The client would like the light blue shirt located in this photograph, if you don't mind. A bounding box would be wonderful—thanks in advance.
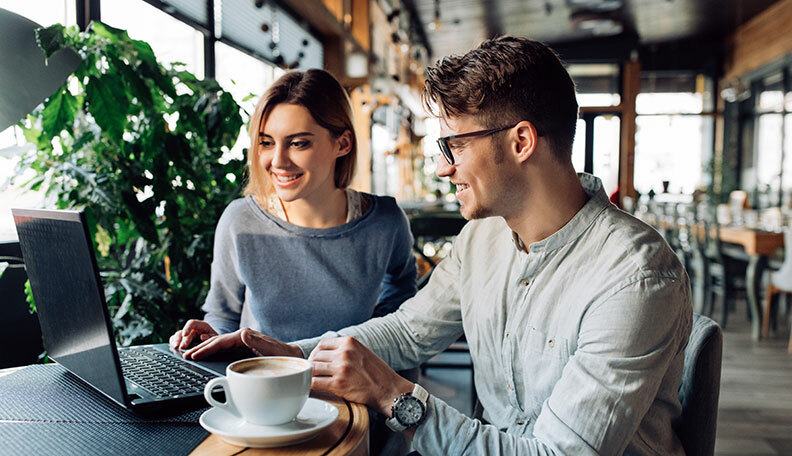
[295,174,692,455]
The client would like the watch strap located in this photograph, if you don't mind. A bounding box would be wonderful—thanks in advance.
[386,383,429,432]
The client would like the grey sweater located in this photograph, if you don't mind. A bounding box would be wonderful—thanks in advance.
[202,194,418,342]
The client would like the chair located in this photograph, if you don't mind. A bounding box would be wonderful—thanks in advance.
[698,203,748,328]
[0,241,44,368]
[674,314,723,456]
[761,227,792,352]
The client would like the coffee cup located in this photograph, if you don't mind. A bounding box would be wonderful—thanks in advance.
[204,356,312,426]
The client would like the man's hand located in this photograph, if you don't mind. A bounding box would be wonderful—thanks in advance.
[169,320,218,350]
[308,337,414,416]
[183,328,303,360]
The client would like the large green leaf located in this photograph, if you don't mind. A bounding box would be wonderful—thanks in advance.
[35,24,66,60]
[85,74,128,140]
[41,86,78,141]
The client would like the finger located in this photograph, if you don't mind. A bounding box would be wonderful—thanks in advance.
[307,347,337,362]
[310,376,336,393]
[169,330,182,349]
[180,330,196,349]
[187,333,243,360]
[310,361,335,376]
[315,337,347,350]
[200,333,211,341]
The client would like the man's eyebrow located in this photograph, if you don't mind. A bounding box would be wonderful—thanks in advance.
[258,132,314,140]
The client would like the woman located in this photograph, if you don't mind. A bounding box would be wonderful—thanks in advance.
[169,69,417,354]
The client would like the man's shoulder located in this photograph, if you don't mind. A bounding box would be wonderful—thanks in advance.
[590,205,684,282]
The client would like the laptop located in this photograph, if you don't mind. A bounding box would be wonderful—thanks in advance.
[12,208,231,414]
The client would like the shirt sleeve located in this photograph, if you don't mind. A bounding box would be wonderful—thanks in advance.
[293,228,466,370]
[411,274,691,455]
[201,205,245,335]
[372,206,418,318]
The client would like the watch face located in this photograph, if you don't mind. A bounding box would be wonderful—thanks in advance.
[395,396,425,427]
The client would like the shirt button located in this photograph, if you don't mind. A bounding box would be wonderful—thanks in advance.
[520,279,530,286]
[505,332,510,338]
[548,339,555,347]
[516,420,525,425]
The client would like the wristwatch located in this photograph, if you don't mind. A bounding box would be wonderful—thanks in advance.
[386,383,429,432]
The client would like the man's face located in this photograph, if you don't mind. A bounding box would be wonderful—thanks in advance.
[435,115,513,220]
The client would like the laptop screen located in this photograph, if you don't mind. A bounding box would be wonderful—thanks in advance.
[13,208,128,406]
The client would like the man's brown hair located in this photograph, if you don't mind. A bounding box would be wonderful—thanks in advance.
[245,69,357,200]
[422,36,578,161]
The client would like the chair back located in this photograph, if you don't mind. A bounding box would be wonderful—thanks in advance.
[674,314,723,456]
[0,241,44,368]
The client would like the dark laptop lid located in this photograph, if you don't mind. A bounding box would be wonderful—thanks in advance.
[12,208,128,407]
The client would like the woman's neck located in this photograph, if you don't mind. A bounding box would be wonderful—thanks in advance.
[281,188,348,228]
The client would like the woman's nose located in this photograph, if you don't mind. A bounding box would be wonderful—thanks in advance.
[271,144,290,168]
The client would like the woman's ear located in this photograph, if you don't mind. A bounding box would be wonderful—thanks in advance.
[512,121,539,164]
[335,130,353,157]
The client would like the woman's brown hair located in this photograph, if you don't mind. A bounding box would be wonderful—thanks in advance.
[244,69,357,200]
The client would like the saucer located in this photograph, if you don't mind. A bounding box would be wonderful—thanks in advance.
[199,398,339,448]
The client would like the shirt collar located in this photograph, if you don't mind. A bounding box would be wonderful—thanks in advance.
[512,173,610,253]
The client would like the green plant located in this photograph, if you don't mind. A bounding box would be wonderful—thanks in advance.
[15,22,245,345]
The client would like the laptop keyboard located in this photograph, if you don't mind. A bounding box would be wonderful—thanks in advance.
[118,346,217,398]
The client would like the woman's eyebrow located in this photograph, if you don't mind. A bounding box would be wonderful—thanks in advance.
[258,132,314,140]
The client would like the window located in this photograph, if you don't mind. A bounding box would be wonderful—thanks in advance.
[215,41,281,162]
[633,72,715,196]
[753,72,786,207]
[0,1,77,240]
[567,64,621,108]
[101,0,205,78]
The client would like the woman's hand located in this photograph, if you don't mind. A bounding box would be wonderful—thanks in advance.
[183,327,304,360]
[169,320,218,350]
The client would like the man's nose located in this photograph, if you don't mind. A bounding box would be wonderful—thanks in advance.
[435,158,455,178]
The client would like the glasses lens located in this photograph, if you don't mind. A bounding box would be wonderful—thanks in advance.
[437,138,454,165]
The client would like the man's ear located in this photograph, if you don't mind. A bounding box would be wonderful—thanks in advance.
[511,121,539,164]
[335,130,353,157]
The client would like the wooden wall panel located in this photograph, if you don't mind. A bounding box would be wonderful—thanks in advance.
[724,0,792,80]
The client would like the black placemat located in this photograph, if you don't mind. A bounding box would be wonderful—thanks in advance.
[0,365,209,456]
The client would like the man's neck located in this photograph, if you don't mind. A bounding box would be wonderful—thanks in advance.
[504,168,588,250]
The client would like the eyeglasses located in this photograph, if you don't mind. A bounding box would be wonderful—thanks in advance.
[436,124,520,165]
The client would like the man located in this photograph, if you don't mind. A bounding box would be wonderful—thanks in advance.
[179,36,692,455]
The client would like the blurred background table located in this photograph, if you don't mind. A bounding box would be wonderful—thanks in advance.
[191,391,369,456]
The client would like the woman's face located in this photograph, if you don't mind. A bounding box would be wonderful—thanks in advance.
[257,103,351,204]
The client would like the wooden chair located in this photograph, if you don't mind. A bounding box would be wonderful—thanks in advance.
[761,228,792,352]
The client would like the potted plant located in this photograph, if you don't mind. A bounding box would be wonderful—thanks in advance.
[15,22,246,345]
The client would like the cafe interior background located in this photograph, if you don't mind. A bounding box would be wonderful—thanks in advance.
[1,0,791,454]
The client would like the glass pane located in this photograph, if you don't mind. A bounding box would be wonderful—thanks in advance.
[571,118,586,173]
[0,0,76,27]
[783,114,792,192]
[102,0,205,78]
[757,72,784,113]
[215,42,278,162]
[576,93,621,108]
[593,116,620,196]
[758,91,784,113]
[756,113,783,203]
[634,115,710,196]
[636,93,704,115]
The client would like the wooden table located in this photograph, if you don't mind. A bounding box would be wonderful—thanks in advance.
[191,391,369,456]
[717,227,784,340]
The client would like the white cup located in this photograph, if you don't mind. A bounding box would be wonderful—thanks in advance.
[204,356,312,426]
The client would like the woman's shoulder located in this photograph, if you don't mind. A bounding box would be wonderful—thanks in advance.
[216,197,259,230]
